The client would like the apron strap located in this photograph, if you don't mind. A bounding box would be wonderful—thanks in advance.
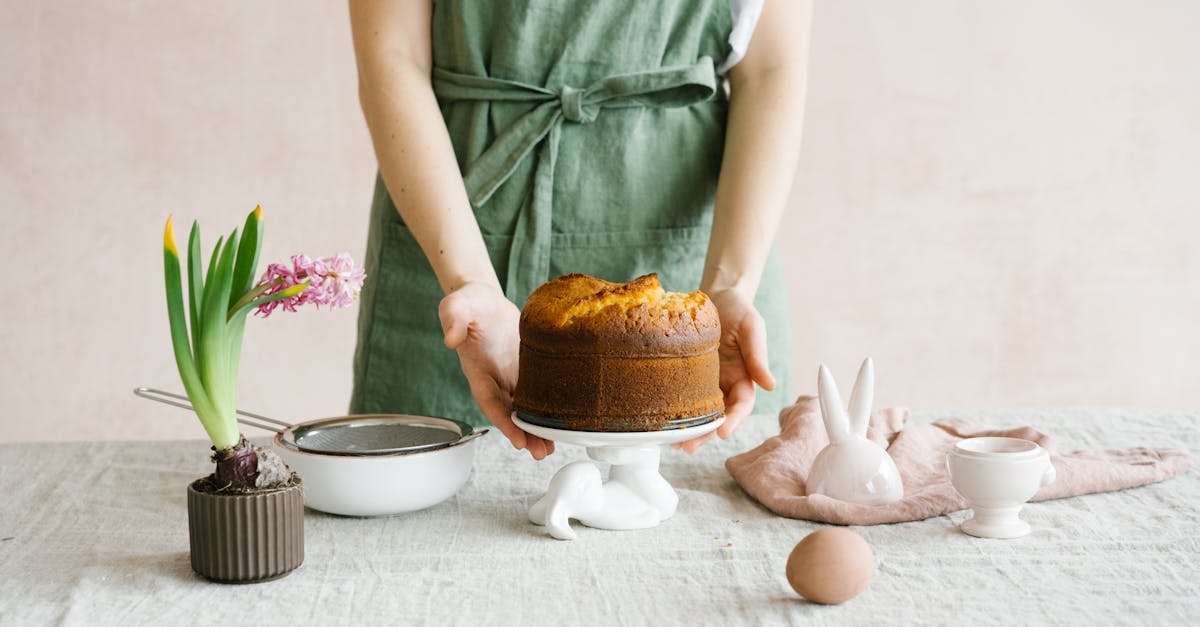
[432,57,719,304]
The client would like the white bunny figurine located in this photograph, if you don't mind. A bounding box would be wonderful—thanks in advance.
[807,357,904,505]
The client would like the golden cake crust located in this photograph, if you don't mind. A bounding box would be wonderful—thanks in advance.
[514,273,723,431]
[518,273,721,355]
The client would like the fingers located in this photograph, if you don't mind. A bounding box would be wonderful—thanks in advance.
[673,431,718,454]
[717,407,747,440]
[487,411,528,452]
[524,435,554,460]
[479,393,554,460]
[438,292,472,349]
[474,383,526,452]
[723,376,756,426]
[481,404,555,460]
[666,370,757,453]
[443,319,470,350]
[738,311,776,391]
[670,403,747,453]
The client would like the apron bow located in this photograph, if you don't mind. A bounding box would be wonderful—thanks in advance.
[432,57,719,304]
[558,86,596,123]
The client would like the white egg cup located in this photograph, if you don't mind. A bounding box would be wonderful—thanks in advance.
[946,437,1056,539]
[807,358,904,505]
[513,415,725,540]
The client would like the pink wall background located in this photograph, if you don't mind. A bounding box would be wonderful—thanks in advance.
[2,1,1197,442]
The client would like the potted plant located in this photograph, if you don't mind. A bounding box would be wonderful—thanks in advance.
[161,205,364,583]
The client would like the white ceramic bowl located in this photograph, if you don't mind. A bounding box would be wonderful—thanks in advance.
[274,423,482,517]
[946,437,1056,538]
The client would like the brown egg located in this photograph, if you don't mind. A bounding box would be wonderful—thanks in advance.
[785,528,875,604]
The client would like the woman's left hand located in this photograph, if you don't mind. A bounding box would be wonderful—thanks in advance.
[673,288,776,453]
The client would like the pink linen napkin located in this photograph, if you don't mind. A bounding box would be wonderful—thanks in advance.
[725,396,1193,525]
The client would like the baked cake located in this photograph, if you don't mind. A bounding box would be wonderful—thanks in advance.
[513,273,723,431]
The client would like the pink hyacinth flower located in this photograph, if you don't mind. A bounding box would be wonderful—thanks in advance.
[254,253,366,317]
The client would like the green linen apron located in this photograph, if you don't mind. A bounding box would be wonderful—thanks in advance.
[351,0,794,426]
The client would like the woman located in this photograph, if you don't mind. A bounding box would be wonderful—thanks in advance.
[348,0,811,459]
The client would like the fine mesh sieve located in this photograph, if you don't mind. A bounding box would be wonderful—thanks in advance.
[134,387,486,456]
[281,414,481,455]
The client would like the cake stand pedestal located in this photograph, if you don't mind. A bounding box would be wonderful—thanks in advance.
[513,414,725,540]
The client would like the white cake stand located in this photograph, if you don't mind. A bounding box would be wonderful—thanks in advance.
[513,414,725,540]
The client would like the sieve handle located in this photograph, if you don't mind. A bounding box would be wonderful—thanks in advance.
[459,429,489,445]
[133,387,290,434]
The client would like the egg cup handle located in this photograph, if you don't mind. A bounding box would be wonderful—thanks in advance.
[1041,461,1057,487]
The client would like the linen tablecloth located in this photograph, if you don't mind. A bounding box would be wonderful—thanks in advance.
[2,408,1197,626]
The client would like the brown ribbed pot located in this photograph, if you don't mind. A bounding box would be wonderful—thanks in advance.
[186,478,304,583]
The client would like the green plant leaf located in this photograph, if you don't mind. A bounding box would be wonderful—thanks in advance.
[199,229,241,433]
[229,205,262,309]
[227,281,273,321]
[226,280,311,321]
[164,217,236,449]
[225,313,248,395]
[186,221,204,357]
[203,235,224,304]
[196,234,223,377]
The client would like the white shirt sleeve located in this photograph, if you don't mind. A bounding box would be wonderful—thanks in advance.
[718,0,765,75]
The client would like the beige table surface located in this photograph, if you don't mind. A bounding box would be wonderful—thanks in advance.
[2,407,1197,626]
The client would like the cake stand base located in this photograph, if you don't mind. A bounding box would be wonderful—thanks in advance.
[513,414,725,540]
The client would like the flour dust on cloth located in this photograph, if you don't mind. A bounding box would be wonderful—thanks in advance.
[726,396,1194,525]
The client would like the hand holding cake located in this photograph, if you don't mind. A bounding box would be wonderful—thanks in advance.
[438,281,555,460]
[674,286,777,453]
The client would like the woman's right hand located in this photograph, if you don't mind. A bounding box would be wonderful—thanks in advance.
[438,282,554,460]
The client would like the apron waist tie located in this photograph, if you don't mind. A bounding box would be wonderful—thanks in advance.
[432,57,719,304]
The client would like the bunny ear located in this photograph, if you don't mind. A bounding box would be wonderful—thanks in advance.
[818,364,852,443]
[847,357,874,437]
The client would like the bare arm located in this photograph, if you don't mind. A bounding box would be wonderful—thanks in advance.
[682,0,812,450]
[703,0,812,300]
[349,0,552,458]
[349,0,498,294]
